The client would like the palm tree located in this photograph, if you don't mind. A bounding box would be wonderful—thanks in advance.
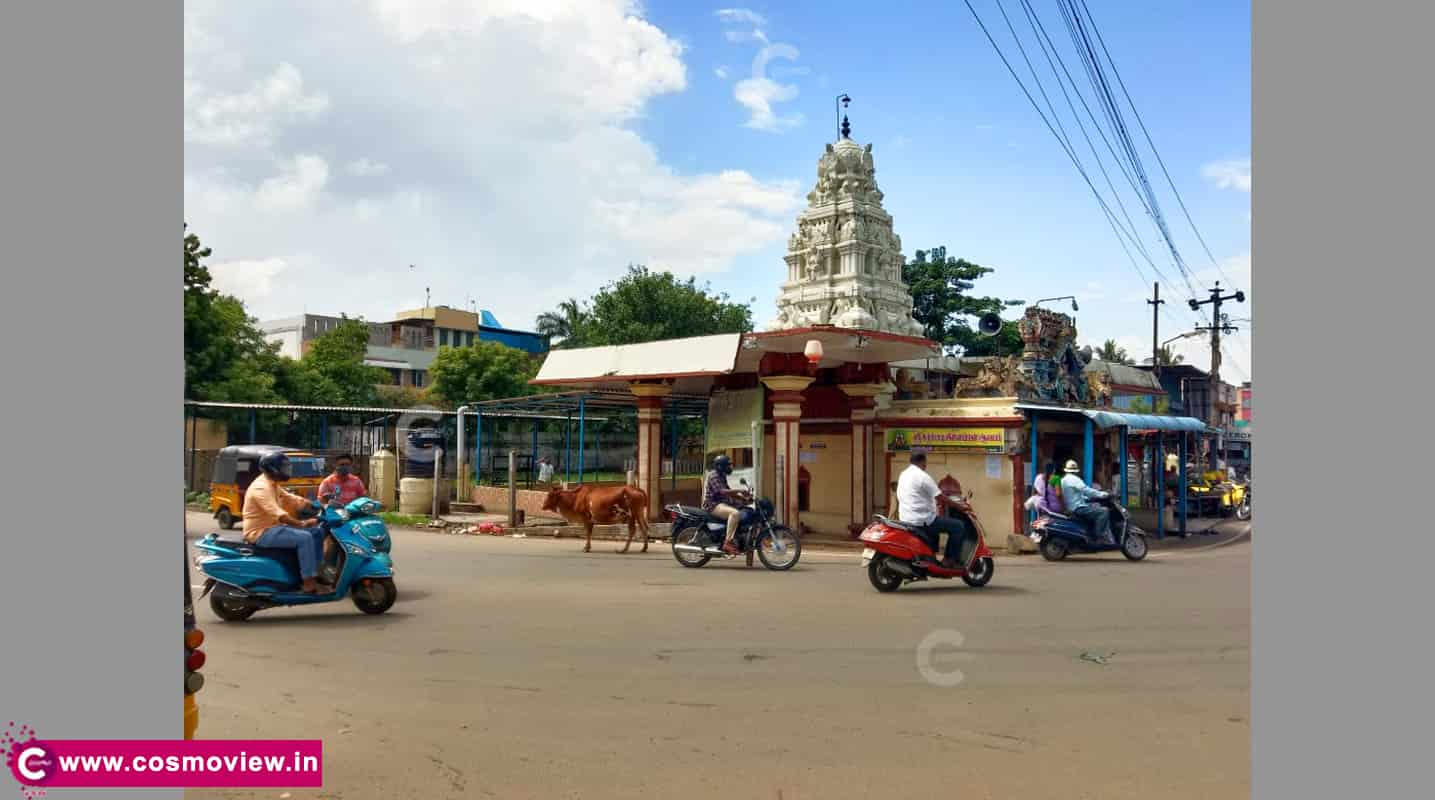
[1097,339,1134,365]
[1155,345,1185,366]
[535,299,587,348]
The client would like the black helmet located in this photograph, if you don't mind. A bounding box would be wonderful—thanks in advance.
[258,451,292,481]
[712,454,732,475]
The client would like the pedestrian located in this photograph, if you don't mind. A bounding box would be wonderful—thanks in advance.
[537,457,555,486]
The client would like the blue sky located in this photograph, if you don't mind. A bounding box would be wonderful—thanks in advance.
[184,0,1250,378]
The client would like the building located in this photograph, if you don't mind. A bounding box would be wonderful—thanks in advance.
[518,121,1209,545]
[261,306,547,389]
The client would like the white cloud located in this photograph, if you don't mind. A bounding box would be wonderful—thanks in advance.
[347,158,390,177]
[715,8,766,26]
[255,155,330,213]
[1203,158,1251,192]
[1195,251,1251,294]
[734,44,803,131]
[717,8,801,132]
[184,62,330,147]
[208,257,290,300]
[714,65,729,79]
[184,0,799,328]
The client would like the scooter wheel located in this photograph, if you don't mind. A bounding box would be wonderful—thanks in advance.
[867,556,903,593]
[352,578,397,615]
[1040,537,1070,562]
[962,557,995,587]
[210,589,256,622]
[1121,532,1149,561]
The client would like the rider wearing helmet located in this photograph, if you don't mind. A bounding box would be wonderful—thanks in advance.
[241,451,329,593]
[703,454,746,556]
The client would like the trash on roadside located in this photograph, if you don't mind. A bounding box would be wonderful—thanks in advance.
[1079,651,1115,665]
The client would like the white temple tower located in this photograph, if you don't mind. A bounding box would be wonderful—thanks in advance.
[767,118,925,337]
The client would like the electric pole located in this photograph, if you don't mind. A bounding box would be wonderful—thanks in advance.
[1190,282,1246,468]
[1147,283,1164,384]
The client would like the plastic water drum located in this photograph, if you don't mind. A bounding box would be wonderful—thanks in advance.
[369,449,398,510]
[399,478,433,514]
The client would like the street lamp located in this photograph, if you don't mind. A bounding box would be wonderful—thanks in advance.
[1033,296,1079,313]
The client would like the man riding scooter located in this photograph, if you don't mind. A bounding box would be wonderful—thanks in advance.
[241,451,330,594]
[1059,459,1115,546]
[896,451,967,568]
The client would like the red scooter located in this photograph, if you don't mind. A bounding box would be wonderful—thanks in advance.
[857,489,996,593]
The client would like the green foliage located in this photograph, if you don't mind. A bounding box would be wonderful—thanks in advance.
[291,319,389,406]
[1155,345,1185,366]
[1098,339,1135,365]
[903,246,1024,356]
[184,225,286,403]
[535,299,587,349]
[545,265,753,348]
[427,341,540,407]
[374,384,433,409]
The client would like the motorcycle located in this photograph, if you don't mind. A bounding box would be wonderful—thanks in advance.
[1028,491,1147,562]
[193,496,397,621]
[667,479,802,570]
[1235,481,1251,521]
[856,489,996,593]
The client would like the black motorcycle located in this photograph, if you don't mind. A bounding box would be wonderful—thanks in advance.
[666,480,801,570]
[1028,493,1148,562]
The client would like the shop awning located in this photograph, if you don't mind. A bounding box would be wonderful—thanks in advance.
[1016,404,1213,432]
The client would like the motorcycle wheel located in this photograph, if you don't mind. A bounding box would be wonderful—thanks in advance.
[962,557,995,587]
[1236,497,1251,521]
[670,526,711,568]
[1121,532,1149,561]
[209,587,256,622]
[867,555,904,593]
[1040,537,1070,562]
[352,578,397,615]
[755,526,801,571]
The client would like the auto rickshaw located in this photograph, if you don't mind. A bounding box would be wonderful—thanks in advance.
[208,445,327,529]
[1185,468,1250,519]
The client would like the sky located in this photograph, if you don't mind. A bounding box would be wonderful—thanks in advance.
[184,0,1251,380]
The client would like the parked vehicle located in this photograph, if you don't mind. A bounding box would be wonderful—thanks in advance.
[856,488,996,593]
[1029,493,1148,561]
[667,479,801,570]
[194,496,397,621]
[208,445,326,529]
[1234,480,1251,521]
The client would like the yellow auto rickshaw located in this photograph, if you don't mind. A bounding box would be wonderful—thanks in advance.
[1185,469,1250,520]
[208,445,327,529]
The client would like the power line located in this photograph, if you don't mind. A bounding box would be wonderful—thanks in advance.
[961,0,1188,299]
[1075,0,1235,289]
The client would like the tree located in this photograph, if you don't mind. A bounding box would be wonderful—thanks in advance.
[1097,339,1134,365]
[427,341,541,407]
[553,265,754,347]
[293,319,389,406]
[184,225,286,403]
[903,246,1024,357]
[1154,346,1185,366]
[535,299,588,349]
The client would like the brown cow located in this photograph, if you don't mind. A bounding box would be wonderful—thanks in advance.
[541,484,652,554]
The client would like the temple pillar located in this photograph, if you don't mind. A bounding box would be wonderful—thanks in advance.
[840,383,885,532]
[630,382,671,521]
[761,375,814,530]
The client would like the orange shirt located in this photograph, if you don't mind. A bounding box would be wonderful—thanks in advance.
[242,473,311,542]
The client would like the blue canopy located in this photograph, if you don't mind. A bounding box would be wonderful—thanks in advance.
[1016,404,1212,432]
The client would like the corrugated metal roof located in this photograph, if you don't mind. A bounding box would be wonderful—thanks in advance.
[533,333,741,384]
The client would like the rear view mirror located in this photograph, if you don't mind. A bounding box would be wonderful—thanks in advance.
[740,478,750,487]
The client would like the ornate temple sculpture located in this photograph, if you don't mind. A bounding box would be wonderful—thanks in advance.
[768,125,926,337]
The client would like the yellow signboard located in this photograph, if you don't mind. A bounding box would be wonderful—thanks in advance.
[706,388,763,454]
[884,427,1005,452]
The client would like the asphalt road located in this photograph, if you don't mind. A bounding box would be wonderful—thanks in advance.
[184,511,1249,800]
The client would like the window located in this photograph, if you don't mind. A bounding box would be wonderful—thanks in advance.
[439,329,449,347]
[413,370,426,388]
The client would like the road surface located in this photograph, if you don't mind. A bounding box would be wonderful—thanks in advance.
[185,512,1249,799]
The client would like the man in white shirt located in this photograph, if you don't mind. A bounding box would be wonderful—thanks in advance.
[895,451,968,568]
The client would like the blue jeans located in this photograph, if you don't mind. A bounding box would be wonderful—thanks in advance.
[257,525,324,579]
[921,516,968,562]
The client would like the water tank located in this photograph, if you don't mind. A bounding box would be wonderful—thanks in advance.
[399,477,452,515]
[369,448,398,510]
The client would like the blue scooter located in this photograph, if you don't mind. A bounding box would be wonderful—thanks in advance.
[194,496,397,621]
[1028,493,1148,562]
